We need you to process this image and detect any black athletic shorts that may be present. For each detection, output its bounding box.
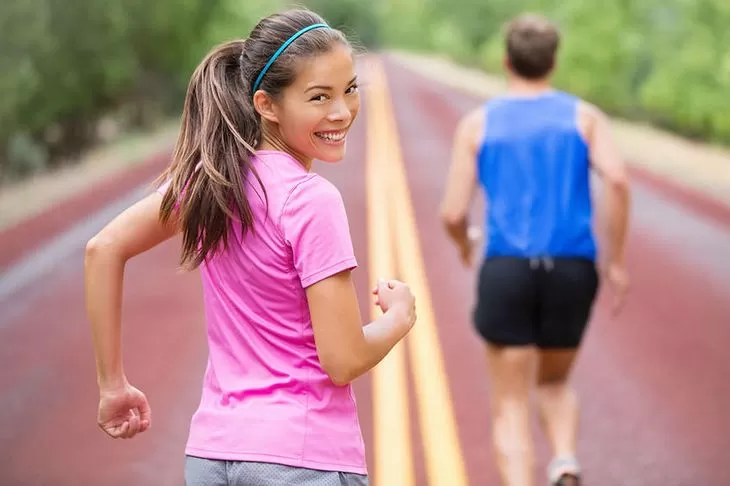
[473,256,600,348]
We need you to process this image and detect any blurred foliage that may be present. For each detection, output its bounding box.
[303,0,381,50]
[2,0,728,181]
[316,0,730,143]
[0,0,283,182]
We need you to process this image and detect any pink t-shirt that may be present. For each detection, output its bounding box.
[158,150,366,474]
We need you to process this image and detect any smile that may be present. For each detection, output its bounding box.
[315,129,348,144]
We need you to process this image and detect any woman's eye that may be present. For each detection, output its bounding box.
[347,84,359,94]
[310,94,328,102]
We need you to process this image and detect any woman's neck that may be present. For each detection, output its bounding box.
[258,132,312,172]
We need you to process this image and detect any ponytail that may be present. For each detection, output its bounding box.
[158,39,265,271]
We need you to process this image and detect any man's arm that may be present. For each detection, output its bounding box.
[581,102,631,266]
[580,101,632,314]
[439,107,484,265]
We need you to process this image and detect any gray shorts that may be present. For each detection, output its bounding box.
[184,455,369,486]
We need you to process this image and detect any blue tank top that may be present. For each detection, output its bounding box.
[476,90,596,260]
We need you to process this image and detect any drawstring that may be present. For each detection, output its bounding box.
[530,257,554,272]
[544,257,554,272]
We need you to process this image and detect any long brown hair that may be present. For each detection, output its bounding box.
[157,8,349,270]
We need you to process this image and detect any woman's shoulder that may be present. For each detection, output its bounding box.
[285,173,344,211]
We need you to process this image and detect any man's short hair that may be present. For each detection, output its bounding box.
[505,13,560,79]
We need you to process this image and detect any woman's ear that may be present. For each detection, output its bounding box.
[253,91,279,124]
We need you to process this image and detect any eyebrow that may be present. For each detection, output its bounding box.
[305,75,358,93]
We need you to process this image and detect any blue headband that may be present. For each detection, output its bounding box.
[252,23,329,94]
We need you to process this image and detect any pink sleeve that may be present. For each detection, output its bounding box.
[281,176,358,288]
[156,178,183,213]
[157,178,171,195]
[156,161,201,203]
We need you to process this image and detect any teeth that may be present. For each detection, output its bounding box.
[316,130,346,141]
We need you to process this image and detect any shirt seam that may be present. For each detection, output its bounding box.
[300,257,357,287]
[184,447,365,469]
[278,174,319,243]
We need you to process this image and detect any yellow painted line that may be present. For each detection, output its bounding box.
[364,57,415,486]
[375,57,470,486]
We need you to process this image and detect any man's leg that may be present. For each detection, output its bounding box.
[536,258,600,485]
[474,257,540,486]
[536,350,581,485]
[485,344,539,486]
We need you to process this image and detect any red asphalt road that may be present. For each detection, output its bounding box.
[1,56,729,485]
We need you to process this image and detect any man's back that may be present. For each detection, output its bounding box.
[476,90,596,259]
[439,13,631,486]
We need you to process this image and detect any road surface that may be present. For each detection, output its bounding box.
[0,55,728,486]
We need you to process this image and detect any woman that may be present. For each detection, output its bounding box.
[85,8,416,485]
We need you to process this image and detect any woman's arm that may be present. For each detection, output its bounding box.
[85,191,179,391]
[306,272,415,386]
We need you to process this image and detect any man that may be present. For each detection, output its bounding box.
[440,13,631,486]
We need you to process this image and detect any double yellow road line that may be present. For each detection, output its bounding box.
[364,58,468,486]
